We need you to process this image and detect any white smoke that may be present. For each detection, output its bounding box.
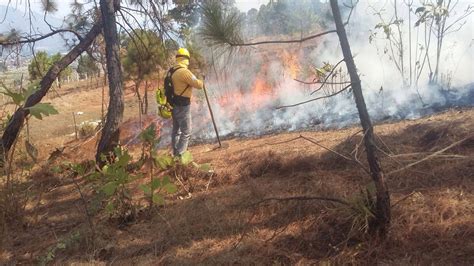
[190,0,474,141]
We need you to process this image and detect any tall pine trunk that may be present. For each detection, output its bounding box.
[330,0,391,237]
[96,0,124,164]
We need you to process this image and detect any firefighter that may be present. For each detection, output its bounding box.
[169,48,204,157]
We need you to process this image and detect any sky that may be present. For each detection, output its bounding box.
[0,0,269,19]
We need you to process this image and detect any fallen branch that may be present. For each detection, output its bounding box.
[387,135,473,176]
[252,196,350,206]
[391,191,417,208]
[299,134,370,174]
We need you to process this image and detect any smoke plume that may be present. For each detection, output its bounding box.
[190,0,474,141]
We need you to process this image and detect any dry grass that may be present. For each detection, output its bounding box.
[1,106,474,264]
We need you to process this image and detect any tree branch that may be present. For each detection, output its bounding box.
[276,83,351,109]
[0,29,84,46]
[228,29,337,46]
[310,58,346,95]
[1,22,102,156]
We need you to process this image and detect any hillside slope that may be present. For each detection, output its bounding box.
[1,107,473,264]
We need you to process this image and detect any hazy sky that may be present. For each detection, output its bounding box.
[0,0,268,19]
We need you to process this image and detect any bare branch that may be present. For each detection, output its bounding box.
[0,29,84,46]
[388,135,474,175]
[228,29,337,46]
[294,78,351,85]
[299,134,370,174]
[310,58,346,95]
[276,83,351,109]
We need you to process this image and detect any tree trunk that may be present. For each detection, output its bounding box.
[1,23,102,162]
[144,80,148,114]
[330,0,391,237]
[96,0,124,164]
[135,81,143,114]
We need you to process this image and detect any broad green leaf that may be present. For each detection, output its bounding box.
[151,178,161,190]
[152,194,165,205]
[102,181,117,196]
[163,183,177,194]
[1,88,24,105]
[180,151,193,165]
[27,103,58,120]
[155,154,174,170]
[24,85,39,99]
[140,184,152,195]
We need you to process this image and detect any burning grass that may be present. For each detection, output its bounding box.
[1,108,474,264]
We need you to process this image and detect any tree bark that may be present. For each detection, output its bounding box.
[96,0,124,164]
[330,0,391,237]
[144,80,148,114]
[1,23,102,162]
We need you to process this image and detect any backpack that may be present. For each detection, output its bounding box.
[164,66,190,107]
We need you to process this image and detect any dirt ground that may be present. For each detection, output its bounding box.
[1,82,474,264]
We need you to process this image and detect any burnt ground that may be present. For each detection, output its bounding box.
[1,102,473,264]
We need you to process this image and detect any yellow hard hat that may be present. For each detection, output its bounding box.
[176,48,190,59]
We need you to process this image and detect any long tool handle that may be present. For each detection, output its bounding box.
[203,83,222,147]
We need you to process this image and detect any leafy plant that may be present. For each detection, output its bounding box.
[0,84,58,120]
[88,147,139,220]
[138,124,177,210]
[38,231,81,265]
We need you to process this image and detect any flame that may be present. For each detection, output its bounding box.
[196,48,308,132]
[281,50,301,79]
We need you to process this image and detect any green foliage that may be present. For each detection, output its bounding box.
[345,184,376,234]
[168,0,202,31]
[139,124,177,209]
[28,51,72,82]
[139,123,161,146]
[38,231,81,265]
[28,51,50,81]
[40,0,58,14]
[122,30,166,82]
[26,103,59,120]
[0,83,58,120]
[139,174,177,206]
[199,0,244,47]
[251,0,327,37]
[50,53,73,82]
[77,54,99,79]
[88,147,139,218]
